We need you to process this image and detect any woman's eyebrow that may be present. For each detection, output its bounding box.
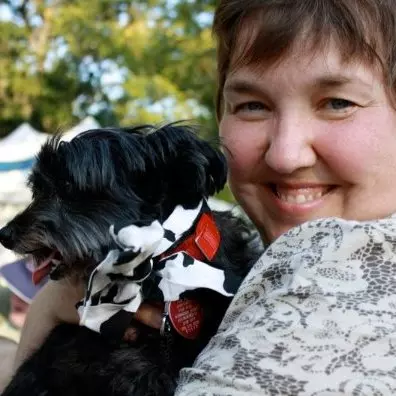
[314,74,373,89]
[223,74,374,97]
[223,80,264,96]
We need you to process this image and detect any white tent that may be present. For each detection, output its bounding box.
[0,123,49,204]
[0,118,102,205]
[0,123,49,163]
[0,123,49,265]
[62,116,101,142]
[0,123,49,205]
[0,171,31,204]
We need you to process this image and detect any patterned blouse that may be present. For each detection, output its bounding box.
[175,216,396,395]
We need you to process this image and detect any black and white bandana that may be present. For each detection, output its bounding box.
[77,200,235,339]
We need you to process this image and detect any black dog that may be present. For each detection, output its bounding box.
[0,124,262,396]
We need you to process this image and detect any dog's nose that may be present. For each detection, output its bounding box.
[0,226,15,250]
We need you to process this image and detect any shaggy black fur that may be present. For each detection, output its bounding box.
[0,124,262,396]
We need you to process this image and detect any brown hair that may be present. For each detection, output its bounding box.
[213,0,396,119]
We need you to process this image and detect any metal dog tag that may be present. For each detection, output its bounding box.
[168,299,203,340]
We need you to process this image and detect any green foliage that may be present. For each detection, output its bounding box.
[0,0,218,136]
[0,0,237,201]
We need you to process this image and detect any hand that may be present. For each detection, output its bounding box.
[123,302,163,342]
[135,302,163,329]
[14,279,83,370]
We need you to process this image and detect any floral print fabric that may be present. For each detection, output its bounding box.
[176,216,396,395]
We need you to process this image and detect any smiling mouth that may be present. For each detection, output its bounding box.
[269,184,335,204]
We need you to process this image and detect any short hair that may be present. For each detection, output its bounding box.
[213,0,396,119]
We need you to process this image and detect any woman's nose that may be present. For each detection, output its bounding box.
[264,116,317,174]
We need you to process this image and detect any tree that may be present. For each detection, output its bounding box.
[0,0,218,137]
[0,0,237,201]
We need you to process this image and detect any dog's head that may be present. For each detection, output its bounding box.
[0,124,227,280]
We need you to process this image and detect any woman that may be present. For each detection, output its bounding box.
[175,1,396,394]
[15,0,396,394]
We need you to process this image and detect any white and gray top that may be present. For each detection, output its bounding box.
[176,215,396,395]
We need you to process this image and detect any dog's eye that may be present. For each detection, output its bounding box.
[62,181,73,194]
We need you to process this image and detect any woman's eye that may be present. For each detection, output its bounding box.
[323,98,356,111]
[235,101,266,112]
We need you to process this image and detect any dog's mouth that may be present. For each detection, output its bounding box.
[31,250,63,285]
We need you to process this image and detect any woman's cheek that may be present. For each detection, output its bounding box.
[318,124,379,178]
[221,118,269,179]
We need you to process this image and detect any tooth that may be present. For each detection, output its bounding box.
[283,194,295,203]
[277,188,327,204]
[296,194,307,204]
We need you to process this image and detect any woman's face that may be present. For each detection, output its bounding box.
[220,41,396,243]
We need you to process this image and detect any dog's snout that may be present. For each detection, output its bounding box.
[0,226,15,249]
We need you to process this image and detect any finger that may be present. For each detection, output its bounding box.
[134,303,163,330]
[123,326,139,342]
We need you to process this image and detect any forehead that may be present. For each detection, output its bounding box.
[225,7,388,88]
[227,4,384,73]
[226,39,382,93]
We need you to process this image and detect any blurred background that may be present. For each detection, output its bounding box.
[0,0,219,135]
[0,1,237,388]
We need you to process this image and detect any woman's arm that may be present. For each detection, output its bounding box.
[14,279,84,370]
[14,278,163,370]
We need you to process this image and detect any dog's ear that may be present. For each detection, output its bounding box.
[189,136,228,196]
[150,125,228,207]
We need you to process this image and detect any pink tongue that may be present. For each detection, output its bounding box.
[32,251,56,285]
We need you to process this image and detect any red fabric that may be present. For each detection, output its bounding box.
[162,212,220,262]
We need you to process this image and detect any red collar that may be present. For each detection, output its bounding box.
[158,211,221,340]
[160,212,221,262]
